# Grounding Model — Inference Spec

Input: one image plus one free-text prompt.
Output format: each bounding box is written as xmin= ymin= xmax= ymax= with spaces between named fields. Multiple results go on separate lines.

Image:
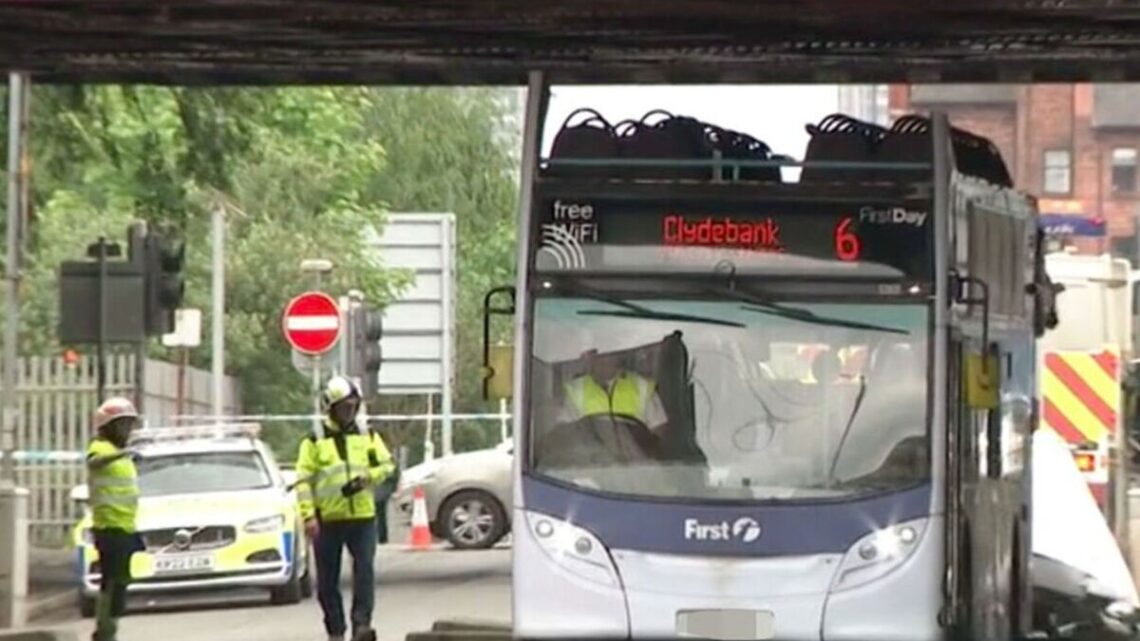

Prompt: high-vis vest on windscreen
xmin=295 ymin=428 xmax=394 ymax=523
xmin=86 ymin=439 xmax=139 ymax=533
xmin=564 ymin=372 xmax=655 ymax=421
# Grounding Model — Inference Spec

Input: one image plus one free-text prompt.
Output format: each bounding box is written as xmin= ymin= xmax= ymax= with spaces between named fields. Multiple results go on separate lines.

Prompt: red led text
xmin=662 ymin=215 xmax=783 ymax=251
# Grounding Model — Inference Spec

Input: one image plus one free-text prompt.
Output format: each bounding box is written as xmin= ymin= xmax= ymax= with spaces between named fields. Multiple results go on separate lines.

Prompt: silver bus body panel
xmin=822 ymin=515 xmax=945 ymax=641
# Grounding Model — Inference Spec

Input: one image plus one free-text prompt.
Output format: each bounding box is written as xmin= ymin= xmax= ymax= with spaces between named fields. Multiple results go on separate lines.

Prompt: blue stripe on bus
xmin=522 ymin=475 xmax=931 ymax=557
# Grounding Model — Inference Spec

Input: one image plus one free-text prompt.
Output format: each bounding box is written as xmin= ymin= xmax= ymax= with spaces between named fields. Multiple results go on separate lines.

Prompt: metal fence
xmin=3 ymin=353 xmax=241 ymax=546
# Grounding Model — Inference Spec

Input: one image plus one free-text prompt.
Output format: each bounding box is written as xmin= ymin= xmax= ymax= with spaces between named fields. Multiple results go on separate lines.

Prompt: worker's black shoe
xmin=351 ymin=628 xmax=376 ymax=641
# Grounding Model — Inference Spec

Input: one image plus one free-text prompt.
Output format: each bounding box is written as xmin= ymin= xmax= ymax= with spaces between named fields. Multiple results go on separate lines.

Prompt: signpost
xmin=282 ymin=291 xmax=341 ymax=438
xmin=282 ymin=292 xmax=342 ymax=355
xmin=366 ymin=213 xmax=457 ymax=456
xmin=161 ymin=308 xmax=202 ymax=420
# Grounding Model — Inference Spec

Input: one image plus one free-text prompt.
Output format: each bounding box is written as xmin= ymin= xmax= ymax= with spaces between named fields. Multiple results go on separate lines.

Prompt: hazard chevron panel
xmin=1041 ymin=349 xmax=1121 ymax=446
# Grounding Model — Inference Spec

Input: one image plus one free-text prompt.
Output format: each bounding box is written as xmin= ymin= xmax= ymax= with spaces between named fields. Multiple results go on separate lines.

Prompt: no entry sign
xmin=282 ymin=291 xmax=341 ymax=355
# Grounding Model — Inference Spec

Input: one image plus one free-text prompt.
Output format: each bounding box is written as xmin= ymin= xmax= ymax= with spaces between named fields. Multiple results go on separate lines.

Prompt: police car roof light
xmin=128 ymin=422 xmax=262 ymax=445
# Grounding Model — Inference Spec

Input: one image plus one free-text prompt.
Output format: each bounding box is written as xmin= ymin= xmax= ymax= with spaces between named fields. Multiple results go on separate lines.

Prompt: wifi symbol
xmin=537 ymin=225 xmax=586 ymax=270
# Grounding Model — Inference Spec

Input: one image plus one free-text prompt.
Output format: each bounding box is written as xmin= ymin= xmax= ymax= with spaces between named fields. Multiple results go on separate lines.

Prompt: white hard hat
xmin=93 ymin=397 xmax=138 ymax=431
xmin=321 ymin=376 xmax=361 ymax=410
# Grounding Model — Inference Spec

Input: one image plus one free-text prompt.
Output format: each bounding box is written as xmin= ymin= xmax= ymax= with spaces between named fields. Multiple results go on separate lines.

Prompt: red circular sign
xmin=282 ymin=292 xmax=342 ymax=355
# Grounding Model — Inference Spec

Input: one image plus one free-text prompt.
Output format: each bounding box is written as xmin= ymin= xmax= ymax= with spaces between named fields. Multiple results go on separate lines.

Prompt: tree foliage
xmin=13 ymin=86 xmax=520 ymax=458
xmin=352 ymin=88 xmax=520 ymax=455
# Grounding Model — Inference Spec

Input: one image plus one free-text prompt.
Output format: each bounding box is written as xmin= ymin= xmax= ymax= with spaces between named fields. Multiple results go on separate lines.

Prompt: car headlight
xmin=244 ymin=515 xmax=286 ymax=534
xmin=525 ymin=512 xmax=619 ymax=587
xmin=830 ymin=518 xmax=928 ymax=592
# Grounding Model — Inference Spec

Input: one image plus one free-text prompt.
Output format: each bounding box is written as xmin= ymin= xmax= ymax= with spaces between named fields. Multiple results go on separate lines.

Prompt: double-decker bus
xmin=481 ymin=89 xmax=1057 ymax=641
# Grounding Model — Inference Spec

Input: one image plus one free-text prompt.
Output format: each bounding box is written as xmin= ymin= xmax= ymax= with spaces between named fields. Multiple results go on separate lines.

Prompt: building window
xmin=1112 ymin=148 xmax=1137 ymax=193
xmin=1043 ymin=150 xmax=1072 ymax=194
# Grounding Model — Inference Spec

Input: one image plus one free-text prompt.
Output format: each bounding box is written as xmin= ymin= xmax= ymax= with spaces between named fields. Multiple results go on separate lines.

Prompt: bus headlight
xmin=831 ymin=518 xmax=927 ymax=592
xmin=525 ymin=512 xmax=618 ymax=587
xmin=244 ymin=515 xmax=286 ymax=534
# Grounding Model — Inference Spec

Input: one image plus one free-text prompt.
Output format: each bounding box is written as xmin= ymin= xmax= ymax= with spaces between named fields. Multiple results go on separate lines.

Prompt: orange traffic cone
xmin=409 ymin=485 xmax=433 ymax=550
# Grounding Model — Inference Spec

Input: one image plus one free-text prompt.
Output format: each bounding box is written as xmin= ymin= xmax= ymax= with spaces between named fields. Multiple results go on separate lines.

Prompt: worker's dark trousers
xmin=375 ymin=500 xmax=389 ymax=544
xmin=315 ymin=518 xmax=377 ymax=638
xmin=92 ymin=528 xmax=136 ymax=641
xmin=374 ymin=489 xmax=394 ymax=544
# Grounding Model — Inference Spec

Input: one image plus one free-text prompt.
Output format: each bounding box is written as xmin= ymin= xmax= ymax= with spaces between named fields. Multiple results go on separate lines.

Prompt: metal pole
xmin=133 ymin=336 xmax=145 ymax=416
xmin=129 ymin=222 xmax=146 ymax=417
xmin=338 ymin=295 xmax=350 ymax=377
xmin=930 ymin=110 xmax=959 ymax=621
xmin=441 ymin=215 xmax=454 ymax=456
xmin=0 ymin=71 xmax=30 ymax=631
xmin=424 ymin=393 xmax=435 ymax=462
xmin=176 ymin=346 xmax=187 ymax=420
xmin=310 ymin=270 xmax=324 ymax=438
xmin=210 ymin=205 xmax=225 ymax=425
xmin=96 ymin=238 xmax=108 ymax=403
xmin=930 ymin=111 xmax=951 ymax=515
xmin=311 ymin=362 xmax=322 ymax=438
xmin=0 ymin=72 xmax=28 ymax=485
xmin=509 ymin=71 xmax=549 ymax=470
xmin=1107 ymin=276 xmax=1131 ymax=553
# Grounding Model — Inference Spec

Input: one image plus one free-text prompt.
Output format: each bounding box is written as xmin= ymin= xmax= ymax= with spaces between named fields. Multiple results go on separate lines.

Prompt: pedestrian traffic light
xmin=349 ymin=305 xmax=384 ymax=400
xmin=143 ymin=231 xmax=186 ymax=336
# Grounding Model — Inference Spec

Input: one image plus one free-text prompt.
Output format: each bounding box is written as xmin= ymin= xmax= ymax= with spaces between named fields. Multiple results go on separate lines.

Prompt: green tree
xmin=358 ymin=88 xmax=520 ymax=456
xmin=13 ymin=86 xmax=520 ymax=459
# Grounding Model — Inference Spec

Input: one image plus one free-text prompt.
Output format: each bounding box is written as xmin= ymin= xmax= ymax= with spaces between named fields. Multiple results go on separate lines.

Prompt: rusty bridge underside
xmin=4 ymin=0 xmax=1140 ymax=84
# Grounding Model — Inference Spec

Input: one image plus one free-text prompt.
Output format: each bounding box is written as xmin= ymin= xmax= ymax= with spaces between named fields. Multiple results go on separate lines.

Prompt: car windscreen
xmin=137 ymin=451 xmax=273 ymax=497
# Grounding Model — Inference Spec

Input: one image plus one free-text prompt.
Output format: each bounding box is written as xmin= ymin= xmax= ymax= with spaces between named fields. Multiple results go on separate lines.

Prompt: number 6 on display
xmin=834 ymin=217 xmax=861 ymax=262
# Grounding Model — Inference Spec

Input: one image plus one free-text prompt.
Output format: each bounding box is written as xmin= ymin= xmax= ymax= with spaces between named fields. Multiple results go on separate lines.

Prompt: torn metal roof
xmin=5 ymin=0 xmax=1140 ymax=84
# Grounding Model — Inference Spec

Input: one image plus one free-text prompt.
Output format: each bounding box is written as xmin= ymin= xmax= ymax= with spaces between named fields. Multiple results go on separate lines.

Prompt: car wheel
xmin=79 ymin=592 xmax=95 ymax=618
xmin=439 ymin=490 xmax=506 ymax=550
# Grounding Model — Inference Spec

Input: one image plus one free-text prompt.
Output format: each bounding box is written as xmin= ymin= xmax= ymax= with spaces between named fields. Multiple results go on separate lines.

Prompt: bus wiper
xmin=566 ymin=283 xmax=746 ymax=328
xmin=827 ymin=375 xmax=867 ymax=487
xmin=703 ymin=286 xmax=908 ymax=335
xmin=578 ymin=308 xmax=745 ymax=328
xmin=742 ymin=304 xmax=909 ymax=335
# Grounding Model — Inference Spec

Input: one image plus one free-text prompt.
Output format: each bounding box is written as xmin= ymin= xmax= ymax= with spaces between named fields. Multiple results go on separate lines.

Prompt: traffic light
xmin=349 ymin=305 xmax=384 ymax=400
xmin=143 ymin=231 xmax=186 ymax=336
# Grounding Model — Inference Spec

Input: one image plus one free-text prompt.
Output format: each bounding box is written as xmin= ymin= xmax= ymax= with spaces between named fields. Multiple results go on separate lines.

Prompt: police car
xmin=69 ymin=423 xmax=312 ymax=616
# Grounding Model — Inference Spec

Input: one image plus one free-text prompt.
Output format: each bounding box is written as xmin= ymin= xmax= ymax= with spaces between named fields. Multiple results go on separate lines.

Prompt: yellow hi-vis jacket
xmin=86 ymin=438 xmax=139 ymax=533
xmin=295 ymin=422 xmax=394 ymax=523
xmin=564 ymin=372 xmax=654 ymax=422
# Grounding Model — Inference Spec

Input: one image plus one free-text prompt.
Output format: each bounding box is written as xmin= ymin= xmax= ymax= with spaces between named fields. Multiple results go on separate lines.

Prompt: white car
xmin=393 ymin=439 xmax=513 ymax=549
xmin=70 ymin=424 xmax=312 ymax=616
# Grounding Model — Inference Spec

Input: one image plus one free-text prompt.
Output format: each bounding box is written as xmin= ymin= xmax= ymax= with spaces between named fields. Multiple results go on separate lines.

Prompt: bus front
xmin=510 ymin=180 xmax=941 ymax=641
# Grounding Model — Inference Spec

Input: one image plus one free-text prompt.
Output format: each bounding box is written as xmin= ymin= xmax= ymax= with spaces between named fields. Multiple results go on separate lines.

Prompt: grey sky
xmin=541 ymin=85 xmax=841 ymax=162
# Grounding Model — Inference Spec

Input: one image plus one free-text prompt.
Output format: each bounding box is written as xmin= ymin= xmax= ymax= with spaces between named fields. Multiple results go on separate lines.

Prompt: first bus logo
xmin=683 ymin=517 xmax=762 ymax=543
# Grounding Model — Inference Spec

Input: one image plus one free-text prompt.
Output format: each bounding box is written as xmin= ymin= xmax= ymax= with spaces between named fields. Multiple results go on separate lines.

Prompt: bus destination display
xmin=532 ymin=195 xmax=933 ymax=280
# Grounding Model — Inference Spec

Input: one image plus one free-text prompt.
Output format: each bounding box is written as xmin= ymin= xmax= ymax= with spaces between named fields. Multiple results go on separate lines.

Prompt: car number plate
xmin=154 ymin=554 xmax=214 ymax=574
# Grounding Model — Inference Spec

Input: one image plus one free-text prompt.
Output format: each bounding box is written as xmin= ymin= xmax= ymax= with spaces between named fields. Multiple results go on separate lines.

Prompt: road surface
xmin=41 ymin=546 xmax=511 ymax=641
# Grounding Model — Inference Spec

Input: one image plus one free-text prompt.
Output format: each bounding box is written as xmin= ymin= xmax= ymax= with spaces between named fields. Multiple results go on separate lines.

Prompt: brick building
xmin=888 ymin=84 xmax=1140 ymax=259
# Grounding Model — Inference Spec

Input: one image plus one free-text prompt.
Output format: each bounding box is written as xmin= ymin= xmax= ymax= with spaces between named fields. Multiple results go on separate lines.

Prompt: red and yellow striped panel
xmin=1042 ymin=349 xmax=1120 ymax=445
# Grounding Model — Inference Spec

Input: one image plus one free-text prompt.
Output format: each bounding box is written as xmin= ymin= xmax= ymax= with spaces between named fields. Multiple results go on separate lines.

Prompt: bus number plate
xmin=676 ymin=609 xmax=775 ymax=640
